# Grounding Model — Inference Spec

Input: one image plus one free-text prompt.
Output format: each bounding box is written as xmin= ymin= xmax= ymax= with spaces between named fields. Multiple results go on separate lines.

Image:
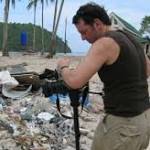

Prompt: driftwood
xmin=11 ymin=72 xmax=41 ymax=91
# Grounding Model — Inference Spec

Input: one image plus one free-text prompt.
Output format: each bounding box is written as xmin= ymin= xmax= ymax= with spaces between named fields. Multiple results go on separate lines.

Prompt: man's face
xmin=75 ymin=19 xmax=99 ymax=44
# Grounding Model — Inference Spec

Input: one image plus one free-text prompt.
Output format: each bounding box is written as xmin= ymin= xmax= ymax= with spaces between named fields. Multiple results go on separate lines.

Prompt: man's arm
xmin=57 ymin=37 xmax=120 ymax=89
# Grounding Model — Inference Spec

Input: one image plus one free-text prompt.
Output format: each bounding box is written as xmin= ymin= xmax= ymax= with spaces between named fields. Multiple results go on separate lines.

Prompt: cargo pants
xmin=91 ymin=109 xmax=150 ymax=150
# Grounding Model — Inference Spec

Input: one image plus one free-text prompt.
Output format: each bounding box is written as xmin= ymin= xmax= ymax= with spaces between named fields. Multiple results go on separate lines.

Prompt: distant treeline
xmin=0 ymin=22 xmax=71 ymax=53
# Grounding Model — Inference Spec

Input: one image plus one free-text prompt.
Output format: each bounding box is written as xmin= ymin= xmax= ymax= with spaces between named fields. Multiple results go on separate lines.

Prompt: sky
xmin=0 ymin=0 xmax=150 ymax=53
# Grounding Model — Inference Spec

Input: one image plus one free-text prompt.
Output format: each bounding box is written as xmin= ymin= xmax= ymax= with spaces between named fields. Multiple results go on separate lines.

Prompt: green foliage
xmin=0 ymin=22 xmax=71 ymax=53
xmin=139 ymin=16 xmax=150 ymax=35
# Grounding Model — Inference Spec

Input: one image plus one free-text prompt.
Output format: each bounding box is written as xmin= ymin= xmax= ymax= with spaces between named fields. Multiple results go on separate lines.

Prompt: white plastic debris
xmin=37 ymin=112 xmax=54 ymax=121
xmin=20 ymin=107 xmax=27 ymax=113
xmin=0 ymin=70 xmax=18 ymax=87
xmin=0 ymin=104 xmax=3 ymax=111
xmin=0 ymin=70 xmax=32 ymax=99
xmin=2 ymin=85 xmax=32 ymax=99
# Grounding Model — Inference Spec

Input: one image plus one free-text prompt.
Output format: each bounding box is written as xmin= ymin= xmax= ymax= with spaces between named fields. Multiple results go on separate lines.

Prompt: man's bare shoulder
xmin=94 ymin=37 xmax=118 ymax=49
xmin=90 ymin=37 xmax=120 ymax=65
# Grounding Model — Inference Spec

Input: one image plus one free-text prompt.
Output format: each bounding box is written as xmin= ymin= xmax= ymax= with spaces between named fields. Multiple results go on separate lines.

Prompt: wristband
xmin=60 ymin=65 xmax=69 ymax=70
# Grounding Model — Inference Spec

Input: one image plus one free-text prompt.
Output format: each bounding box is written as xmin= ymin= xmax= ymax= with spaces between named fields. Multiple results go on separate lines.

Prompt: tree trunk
xmin=41 ymin=1 xmax=44 ymax=55
xmin=54 ymin=0 xmax=64 ymax=36
xmin=52 ymin=0 xmax=64 ymax=56
xmin=63 ymin=17 xmax=67 ymax=53
xmin=47 ymin=0 xmax=64 ymax=58
xmin=2 ymin=0 xmax=9 ymax=56
xmin=47 ymin=0 xmax=58 ymax=58
xmin=33 ymin=4 xmax=36 ymax=51
xmin=49 ymin=0 xmax=64 ymax=57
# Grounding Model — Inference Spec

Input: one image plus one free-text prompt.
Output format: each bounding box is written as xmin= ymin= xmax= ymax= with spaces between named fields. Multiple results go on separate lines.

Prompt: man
xmin=57 ymin=2 xmax=150 ymax=150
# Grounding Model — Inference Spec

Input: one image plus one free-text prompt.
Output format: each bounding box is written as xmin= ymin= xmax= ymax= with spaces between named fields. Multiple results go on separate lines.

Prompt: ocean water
xmin=68 ymin=52 xmax=86 ymax=56
xmin=55 ymin=52 xmax=86 ymax=57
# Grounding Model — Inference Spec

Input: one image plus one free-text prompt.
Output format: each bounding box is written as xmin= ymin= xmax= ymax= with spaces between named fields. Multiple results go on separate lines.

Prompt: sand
xmin=0 ymin=53 xmax=150 ymax=150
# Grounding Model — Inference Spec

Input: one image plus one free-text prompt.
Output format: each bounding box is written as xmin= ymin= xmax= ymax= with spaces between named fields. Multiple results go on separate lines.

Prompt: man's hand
xmin=57 ymin=58 xmax=70 ymax=73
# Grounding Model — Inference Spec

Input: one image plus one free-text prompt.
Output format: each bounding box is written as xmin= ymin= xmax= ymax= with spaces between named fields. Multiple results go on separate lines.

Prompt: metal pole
xmin=72 ymin=106 xmax=80 ymax=150
xmin=69 ymin=90 xmax=80 ymax=150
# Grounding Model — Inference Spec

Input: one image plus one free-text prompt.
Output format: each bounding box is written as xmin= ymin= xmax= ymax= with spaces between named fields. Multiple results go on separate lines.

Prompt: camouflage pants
xmin=91 ymin=109 xmax=150 ymax=150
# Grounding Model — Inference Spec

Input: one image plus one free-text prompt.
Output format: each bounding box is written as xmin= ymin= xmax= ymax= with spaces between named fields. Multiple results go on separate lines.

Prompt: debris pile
xmin=0 ymin=94 xmax=91 ymax=150
xmin=0 ymin=61 xmax=104 ymax=150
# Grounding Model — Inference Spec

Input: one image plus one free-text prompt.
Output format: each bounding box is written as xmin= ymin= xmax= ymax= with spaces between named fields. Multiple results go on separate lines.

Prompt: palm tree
xmin=1 ymin=0 xmax=20 ymax=56
xmin=27 ymin=0 xmax=38 ymax=51
xmin=49 ymin=0 xmax=57 ymax=57
xmin=140 ymin=16 xmax=150 ymax=35
xmin=48 ymin=0 xmax=64 ymax=57
xmin=40 ymin=0 xmax=54 ymax=55
xmin=63 ymin=17 xmax=67 ymax=53
xmin=52 ymin=0 xmax=57 ymax=34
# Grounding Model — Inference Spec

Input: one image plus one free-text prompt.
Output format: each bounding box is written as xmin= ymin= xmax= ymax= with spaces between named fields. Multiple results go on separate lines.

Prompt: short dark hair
xmin=72 ymin=2 xmax=111 ymax=25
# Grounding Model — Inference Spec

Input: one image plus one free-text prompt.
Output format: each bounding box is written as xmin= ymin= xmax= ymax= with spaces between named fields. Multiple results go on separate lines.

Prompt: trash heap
xmin=0 ymin=64 xmax=103 ymax=150
xmin=0 ymin=92 xmax=77 ymax=150
xmin=0 ymin=92 xmax=102 ymax=150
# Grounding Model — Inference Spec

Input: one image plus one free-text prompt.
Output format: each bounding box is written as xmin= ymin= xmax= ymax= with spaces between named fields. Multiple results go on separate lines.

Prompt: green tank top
xmin=98 ymin=30 xmax=150 ymax=117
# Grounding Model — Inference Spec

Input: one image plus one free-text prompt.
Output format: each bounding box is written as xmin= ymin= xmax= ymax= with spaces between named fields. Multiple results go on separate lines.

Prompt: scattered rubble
xmin=0 ymin=92 xmax=102 ymax=150
xmin=0 ymin=61 xmax=104 ymax=150
xmin=4 ymin=55 xmax=150 ymax=150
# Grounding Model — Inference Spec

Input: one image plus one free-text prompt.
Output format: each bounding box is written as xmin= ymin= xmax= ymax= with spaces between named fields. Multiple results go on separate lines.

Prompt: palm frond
xmin=27 ymin=0 xmax=38 ymax=9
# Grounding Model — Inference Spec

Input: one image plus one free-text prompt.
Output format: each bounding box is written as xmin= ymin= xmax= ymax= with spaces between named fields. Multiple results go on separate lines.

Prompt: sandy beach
xmin=0 ymin=53 xmax=150 ymax=150
xmin=0 ymin=53 xmax=104 ymax=150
